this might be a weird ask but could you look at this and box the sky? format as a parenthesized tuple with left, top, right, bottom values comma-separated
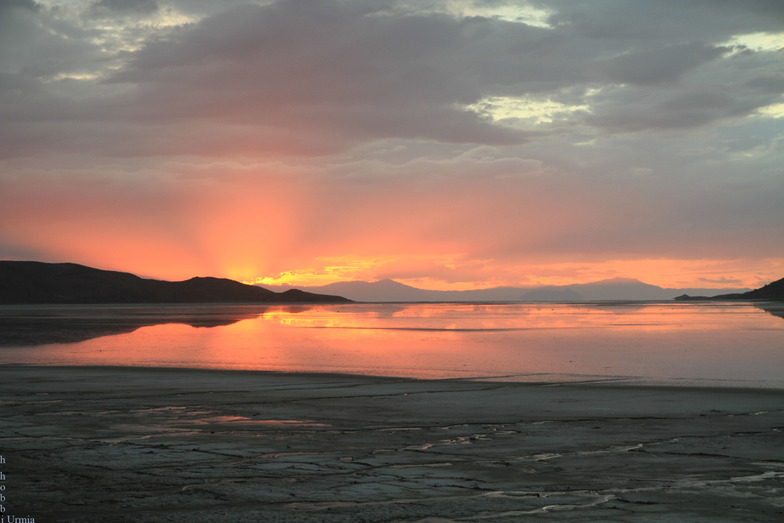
(1, 0, 783, 290)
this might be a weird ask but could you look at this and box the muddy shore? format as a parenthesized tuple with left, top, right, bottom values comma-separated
(1, 365, 782, 521)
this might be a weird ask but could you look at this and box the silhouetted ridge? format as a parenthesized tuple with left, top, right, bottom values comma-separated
(0, 261, 351, 304)
(717, 277, 784, 300)
(676, 277, 784, 301)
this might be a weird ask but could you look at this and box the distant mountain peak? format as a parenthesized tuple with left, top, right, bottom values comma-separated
(372, 278, 414, 288)
(583, 277, 645, 285)
(257, 275, 755, 303)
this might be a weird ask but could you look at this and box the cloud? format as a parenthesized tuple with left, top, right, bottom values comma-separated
(1, 0, 40, 12)
(546, 0, 784, 41)
(0, 2, 99, 80)
(4, 0, 783, 157)
(106, 1, 535, 152)
(699, 276, 744, 285)
(584, 87, 765, 132)
(1, 0, 783, 288)
(602, 43, 728, 86)
(90, 0, 159, 17)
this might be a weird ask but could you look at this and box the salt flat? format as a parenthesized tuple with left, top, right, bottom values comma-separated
(1, 365, 783, 522)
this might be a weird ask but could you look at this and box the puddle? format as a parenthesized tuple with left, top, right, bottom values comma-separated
(201, 416, 330, 427)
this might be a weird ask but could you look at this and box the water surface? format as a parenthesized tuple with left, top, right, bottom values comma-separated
(1, 301, 782, 388)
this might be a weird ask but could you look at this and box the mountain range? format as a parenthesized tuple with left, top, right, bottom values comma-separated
(3, 260, 779, 304)
(262, 277, 755, 302)
(0, 261, 350, 304)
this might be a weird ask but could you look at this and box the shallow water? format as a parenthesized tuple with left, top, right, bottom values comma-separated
(1, 301, 782, 388)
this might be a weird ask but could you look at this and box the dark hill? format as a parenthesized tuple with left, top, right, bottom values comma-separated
(676, 276, 784, 301)
(715, 276, 784, 300)
(0, 261, 351, 304)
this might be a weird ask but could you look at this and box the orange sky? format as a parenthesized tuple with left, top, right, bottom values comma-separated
(1, 1, 783, 291)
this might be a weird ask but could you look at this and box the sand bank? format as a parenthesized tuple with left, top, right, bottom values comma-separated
(1, 365, 782, 521)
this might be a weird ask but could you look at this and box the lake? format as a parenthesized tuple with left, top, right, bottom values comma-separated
(1, 301, 782, 388)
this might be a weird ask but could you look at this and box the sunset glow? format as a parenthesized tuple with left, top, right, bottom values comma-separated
(1, 1, 782, 290)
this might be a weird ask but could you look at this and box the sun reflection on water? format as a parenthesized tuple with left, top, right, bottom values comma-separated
(1, 302, 782, 387)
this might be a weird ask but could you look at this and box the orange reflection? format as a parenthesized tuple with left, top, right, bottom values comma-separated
(3, 303, 782, 386)
(260, 302, 775, 333)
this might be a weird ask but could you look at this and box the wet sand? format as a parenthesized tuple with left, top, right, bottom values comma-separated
(1, 365, 782, 522)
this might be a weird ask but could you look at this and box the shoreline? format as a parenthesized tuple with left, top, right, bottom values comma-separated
(3, 362, 783, 392)
(2, 365, 783, 521)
